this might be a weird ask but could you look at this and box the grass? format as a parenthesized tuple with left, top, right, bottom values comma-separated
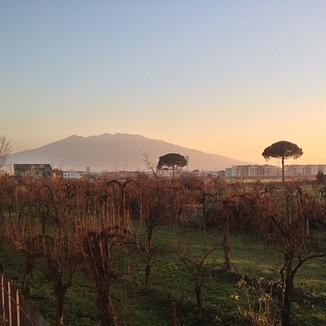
(1, 226, 326, 325)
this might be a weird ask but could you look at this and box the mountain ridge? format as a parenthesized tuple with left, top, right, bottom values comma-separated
(8, 133, 253, 172)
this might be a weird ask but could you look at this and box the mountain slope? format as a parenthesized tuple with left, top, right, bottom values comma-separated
(8, 133, 251, 172)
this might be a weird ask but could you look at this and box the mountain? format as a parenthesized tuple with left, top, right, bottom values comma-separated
(8, 133, 251, 172)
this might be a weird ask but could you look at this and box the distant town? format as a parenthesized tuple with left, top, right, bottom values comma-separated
(217, 164, 326, 179)
(10, 163, 326, 180)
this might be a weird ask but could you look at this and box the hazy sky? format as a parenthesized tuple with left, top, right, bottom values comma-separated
(1, 1, 326, 165)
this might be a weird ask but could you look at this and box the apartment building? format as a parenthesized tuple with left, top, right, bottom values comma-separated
(285, 165, 326, 177)
(14, 164, 53, 177)
(62, 171, 84, 179)
(224, 164, 281, 178)
(221, 164, 326, 178)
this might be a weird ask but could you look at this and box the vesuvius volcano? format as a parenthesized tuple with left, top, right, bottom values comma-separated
(8, 133, 251, 172)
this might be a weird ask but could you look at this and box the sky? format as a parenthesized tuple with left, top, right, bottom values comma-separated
(1, 1, 326, 166)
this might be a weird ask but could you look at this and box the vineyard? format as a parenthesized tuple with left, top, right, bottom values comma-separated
(0, 174, 326, 325)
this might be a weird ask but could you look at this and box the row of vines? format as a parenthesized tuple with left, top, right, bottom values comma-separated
(0, 174, 326, 325)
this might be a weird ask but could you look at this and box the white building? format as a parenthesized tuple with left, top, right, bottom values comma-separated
(224, 165, 281, 178)
(63, 171, 84, 179)
(222, 164, 326, 179)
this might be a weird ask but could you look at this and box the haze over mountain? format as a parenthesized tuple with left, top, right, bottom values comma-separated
(8, 133, 252, 172)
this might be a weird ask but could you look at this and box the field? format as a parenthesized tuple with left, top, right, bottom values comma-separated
(0, 175, 326, 325)
(1, 227, 326, 325)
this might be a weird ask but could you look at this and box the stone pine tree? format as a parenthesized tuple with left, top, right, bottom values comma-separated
(262, 141, 303, 181)
(157, 153, 188, 178)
